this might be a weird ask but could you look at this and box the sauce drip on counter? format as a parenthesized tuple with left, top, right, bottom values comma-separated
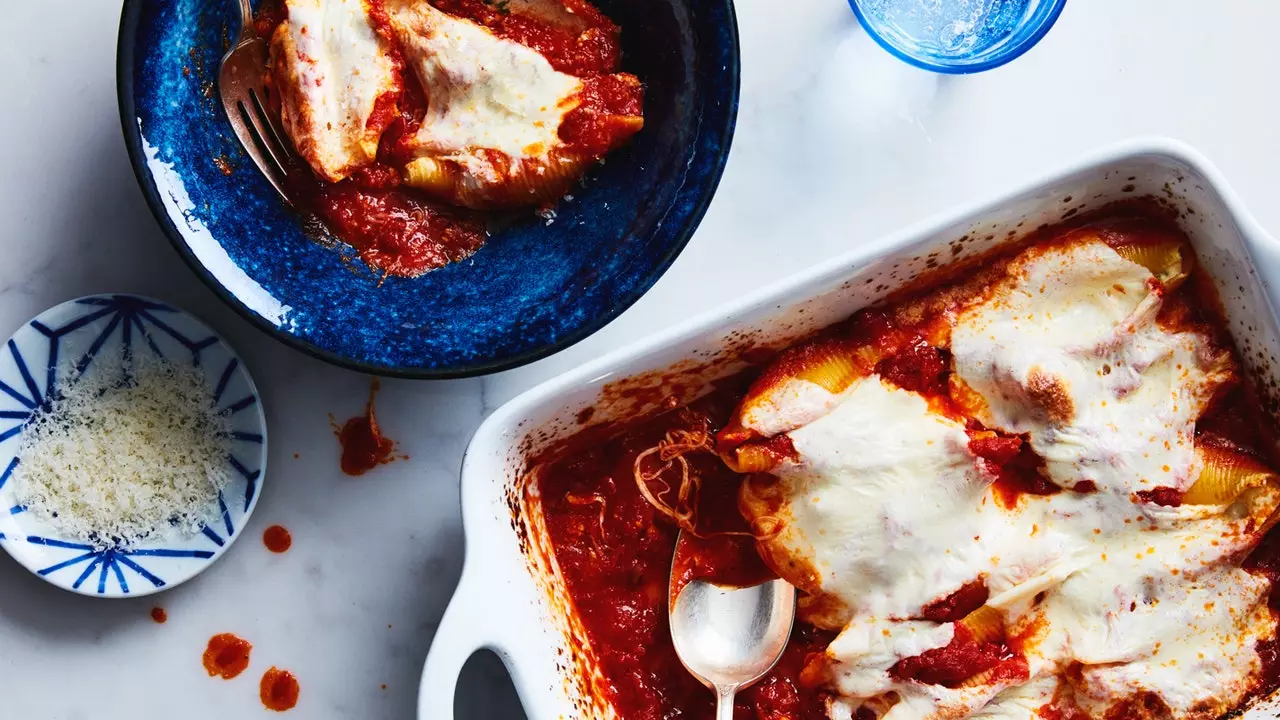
(203, 633, 253, 679)
(263, 525, 292, 553)
(337, 379, 398, 476)
(260, 667, 300, 712)
(150, 607, 167, 624)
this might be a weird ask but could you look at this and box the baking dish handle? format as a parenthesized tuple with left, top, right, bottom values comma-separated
(419, 565, 499, 720)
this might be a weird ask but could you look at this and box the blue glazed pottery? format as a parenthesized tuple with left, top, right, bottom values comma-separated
(117, 0, 740, 377)
(0, 295, 266, 598)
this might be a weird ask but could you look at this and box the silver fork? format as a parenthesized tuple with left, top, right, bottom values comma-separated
(219, 0, 294, 203)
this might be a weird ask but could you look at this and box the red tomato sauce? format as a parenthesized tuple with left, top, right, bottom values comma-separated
(537, 393, 834, 720)
(203, 633, 253, 679)
(874, 334, 948, 396)
(150, 607, 167, 624)
(336, 379, 398, 476)
(253, 0, 286, 39)
(919, 580, 989, 624)
(890, 625, 1027, 688)
(426, 0, 620, 76)
(1135, 487, 1184, 507)
(669, 466, 777, 605)
(261, 667, 301, 712)
(307, 179, 487, 279)
(559, 75, 645, 156)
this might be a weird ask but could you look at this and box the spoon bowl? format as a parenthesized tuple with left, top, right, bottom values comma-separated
(669, 531, 796, 718)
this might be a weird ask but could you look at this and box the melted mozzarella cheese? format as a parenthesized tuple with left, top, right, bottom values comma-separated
(826, 619, 955, 700)
(741, 239, 1277, 719)
(749, 376, 1000, 628)
(384, 0, 582, 162)
(1069, 568, 1272, 718)
(271, 0, 399, 182)
(966, 677, 1059, 719)
(951, 239, 1230, 496)
(741, 377, 849, 438)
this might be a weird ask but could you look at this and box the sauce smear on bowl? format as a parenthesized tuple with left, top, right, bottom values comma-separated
(309, 179, 487, 279)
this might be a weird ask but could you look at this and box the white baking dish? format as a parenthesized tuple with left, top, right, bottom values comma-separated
(419, 138, 1280, 720)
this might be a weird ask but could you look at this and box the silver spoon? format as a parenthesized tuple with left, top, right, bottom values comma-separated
(669, 531, 797, 720)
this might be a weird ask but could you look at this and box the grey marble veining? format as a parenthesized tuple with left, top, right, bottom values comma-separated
(4, 1, 1280, 718)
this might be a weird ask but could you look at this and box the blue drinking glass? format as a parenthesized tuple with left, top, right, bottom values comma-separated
(848, 0, 1067, 74)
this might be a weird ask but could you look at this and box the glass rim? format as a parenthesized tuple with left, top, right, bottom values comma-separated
(849, 0, 1069, 75)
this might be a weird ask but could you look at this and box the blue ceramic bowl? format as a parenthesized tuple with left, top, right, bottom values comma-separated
(117, 0, 739, 378)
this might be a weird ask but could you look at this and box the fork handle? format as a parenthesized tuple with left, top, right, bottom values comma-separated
(237, 0, 256, 38)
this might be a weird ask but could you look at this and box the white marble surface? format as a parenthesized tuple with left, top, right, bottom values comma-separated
(3, 0, 1280, 718)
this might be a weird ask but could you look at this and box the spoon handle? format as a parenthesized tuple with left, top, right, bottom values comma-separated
(714, 685, 737, 720)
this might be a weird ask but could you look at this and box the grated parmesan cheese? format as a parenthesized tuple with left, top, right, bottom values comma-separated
(13, 355, 232, 550)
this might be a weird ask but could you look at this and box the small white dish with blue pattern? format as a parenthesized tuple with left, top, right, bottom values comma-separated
(0, 294, 267, 597)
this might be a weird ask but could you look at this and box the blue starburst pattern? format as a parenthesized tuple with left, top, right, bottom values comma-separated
(0, 295, 267, 597)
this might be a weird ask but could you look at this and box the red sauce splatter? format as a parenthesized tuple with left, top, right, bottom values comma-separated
(150, 607, 167, 624)
(337, 379, 398, 476)
(260, 667, 300, 712)
(263, 525, 293, 553)
(1073, 480, 1098, 494)
(203, 633, 253, 679)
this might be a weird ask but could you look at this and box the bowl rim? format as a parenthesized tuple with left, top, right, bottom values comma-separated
(115, 0, 742, 379)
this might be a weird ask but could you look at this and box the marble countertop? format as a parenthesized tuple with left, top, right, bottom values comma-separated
(4, 0, 1280, 718)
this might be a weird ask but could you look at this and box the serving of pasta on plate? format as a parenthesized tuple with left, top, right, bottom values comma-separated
(260, 0, 644, 277)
